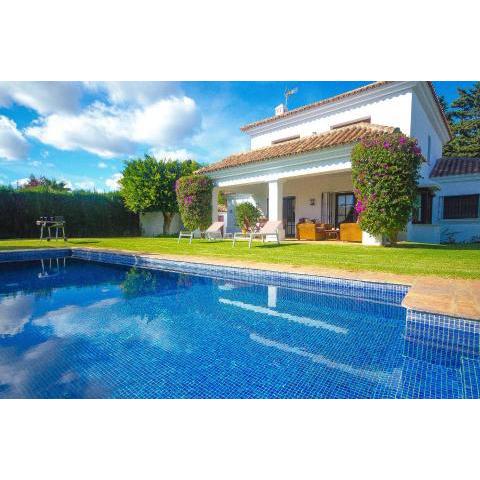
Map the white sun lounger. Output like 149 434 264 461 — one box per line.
178 230 194 244
178 221 225 244
233 220 282 248
205 221 224 240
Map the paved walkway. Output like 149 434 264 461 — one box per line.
76 247 480 321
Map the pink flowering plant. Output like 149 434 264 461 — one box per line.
351 132 423 244
175 174 214 231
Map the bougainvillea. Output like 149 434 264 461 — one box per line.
175 174 214 231
351 132 423 244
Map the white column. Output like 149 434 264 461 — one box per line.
268 179 285 239
211 186 219 224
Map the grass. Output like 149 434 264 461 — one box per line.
1 236 479 279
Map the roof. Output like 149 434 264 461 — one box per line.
198 123 395 174
240 81 452 138
430 157 480 177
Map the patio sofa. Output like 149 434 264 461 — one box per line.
296 221 333 241
339 223 362 242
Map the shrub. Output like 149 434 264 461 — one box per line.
234 202 262 231
175 175 214 231
351 132 423 244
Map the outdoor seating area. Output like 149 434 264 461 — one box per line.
296 220 362 242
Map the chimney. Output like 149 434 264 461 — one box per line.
275 103 287 116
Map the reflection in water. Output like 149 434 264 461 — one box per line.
0 294 34 336
39 257 67 278
250 332 400 386
121 268 158 299
219 297 348 334
0 257 477 398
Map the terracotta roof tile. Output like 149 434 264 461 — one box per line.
430 157 480 177
240 81 452 138
198 123 395 174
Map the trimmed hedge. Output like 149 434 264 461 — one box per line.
0 187 139 239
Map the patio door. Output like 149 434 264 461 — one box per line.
335 192 356 227
283 196 296 238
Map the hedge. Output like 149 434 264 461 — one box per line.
0 187 139 239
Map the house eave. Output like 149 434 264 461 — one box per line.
241 81 417 136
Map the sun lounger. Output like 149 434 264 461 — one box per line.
233 220 282 248
205 221 224 240
178 221 225 244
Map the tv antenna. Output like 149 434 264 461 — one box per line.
284 87 298 109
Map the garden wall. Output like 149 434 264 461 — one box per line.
0 188 139 238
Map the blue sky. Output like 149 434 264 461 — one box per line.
0 81 475 191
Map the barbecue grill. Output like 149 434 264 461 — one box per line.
36 216 67 241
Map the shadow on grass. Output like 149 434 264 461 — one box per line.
394 242 480 251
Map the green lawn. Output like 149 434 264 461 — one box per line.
1 237 479 279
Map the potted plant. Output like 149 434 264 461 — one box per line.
234 202 262 234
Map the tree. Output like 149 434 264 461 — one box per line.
437 95 453 124
234 202 262 232
351 132 423 244
120 155 200 234
20 174 70 192
443 82 480 158
175 175 214 231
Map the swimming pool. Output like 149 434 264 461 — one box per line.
0 250 478 398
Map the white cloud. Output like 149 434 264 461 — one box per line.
74 180 96 190
105 172 122 190
28 160 42 167
149 148 193 161
0 81 82 115
98 161 108 169
85 81 181 106
0 115 29 160
11 177 29 187
26 97 201 158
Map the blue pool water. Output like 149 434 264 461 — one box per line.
0 256 478 398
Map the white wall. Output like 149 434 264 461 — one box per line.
410 91 444 184
249 90 413 149
140 212 182 236
224 172 353 232
436 177 480 243
282 172 352 223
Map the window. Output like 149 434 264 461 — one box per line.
413 189 433 224
443 194 479 219
335 192 356 226
331 117 371 129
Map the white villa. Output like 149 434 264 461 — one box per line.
199 81 480 244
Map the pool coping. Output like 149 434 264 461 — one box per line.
1 246 479 321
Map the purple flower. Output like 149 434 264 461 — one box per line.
383 141 391 149
354 200 366 214
413 146 421 155
399 136 406 145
